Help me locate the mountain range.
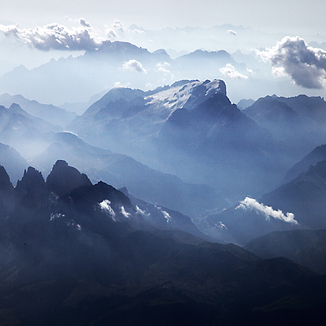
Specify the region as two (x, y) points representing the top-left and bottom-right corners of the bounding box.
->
(1, 161), (326, 325)
(1, 33), (326, 325)
(0, 93), (76, 127)
(0, 41), (250, 105)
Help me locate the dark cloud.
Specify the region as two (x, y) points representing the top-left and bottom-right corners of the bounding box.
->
(0, 23), (101, 51)
(79, 18), (91, 28)
(260, 36), (326, 89)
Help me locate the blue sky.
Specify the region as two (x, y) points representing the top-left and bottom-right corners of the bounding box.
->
(1, 0), (325, 34)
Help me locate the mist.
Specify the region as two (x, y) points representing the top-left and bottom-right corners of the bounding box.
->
(1, 6), (326, 325)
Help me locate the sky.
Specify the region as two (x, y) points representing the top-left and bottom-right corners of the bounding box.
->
(1, 0), (326, 105)
(1, 0), (325, 34)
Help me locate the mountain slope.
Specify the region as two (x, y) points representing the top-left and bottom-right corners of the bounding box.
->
(244, 229), (326, 274)
(284, 144), (326, 182)
(202, 159), (326, 244)
(0, 163), (326, 325)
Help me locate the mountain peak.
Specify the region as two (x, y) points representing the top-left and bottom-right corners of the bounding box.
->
(0, 165), (13, 191)
(46, 160), (92, 197)
(16, 167), (45, 192)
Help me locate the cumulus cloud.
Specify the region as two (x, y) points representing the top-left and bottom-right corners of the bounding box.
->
(258, 36), (326, 89)
(99, 199), (116, 219)
(220, 64), (248, 80)
(236, 197), (298, 224)
(122, 59), (147, 73)
(228, 30), (237, 36)
(0, 23), (102, 51)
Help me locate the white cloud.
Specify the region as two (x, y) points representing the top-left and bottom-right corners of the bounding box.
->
(0, 23), (102, 51)
(99, 199), (116, 220)
(113, 81), (131, 88)
(236, 197), (298, 224)
(120, 206), (131, 218)
(156, 62), (174, 78)
(161, 210), (171, 223)
(135, 205), (151, 218)
(220, 64), (248, 80)
(257, 36), (326, 89)
(122, 59), (147, 73)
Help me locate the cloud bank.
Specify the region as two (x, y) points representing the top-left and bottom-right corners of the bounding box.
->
(259, 36), (326, 89)
(236, 197), (298, 224)
(0, 22), (102, 51)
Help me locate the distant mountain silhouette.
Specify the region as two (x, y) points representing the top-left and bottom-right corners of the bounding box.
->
(0, 103), (60, 157)
(0, 142), (27, 184)
(244, 94), (326, 161)
(0, 93), (76, 127)
(0, 41), (247, 105)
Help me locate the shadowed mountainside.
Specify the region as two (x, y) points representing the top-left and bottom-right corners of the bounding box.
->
(0, 162), (326, 325)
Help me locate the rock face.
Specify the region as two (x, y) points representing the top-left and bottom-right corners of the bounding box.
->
(0, 165), (14, 216)
(46, 160), (92, 197)
(15, 166), (47, 209)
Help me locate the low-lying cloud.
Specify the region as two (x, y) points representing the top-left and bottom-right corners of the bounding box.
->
(122, 59), (147, 73)
(236, 197), (298, 224)
(0, 22), (102, 51)
(258, 36), (326, 89)
(220, 64), (248, 80)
